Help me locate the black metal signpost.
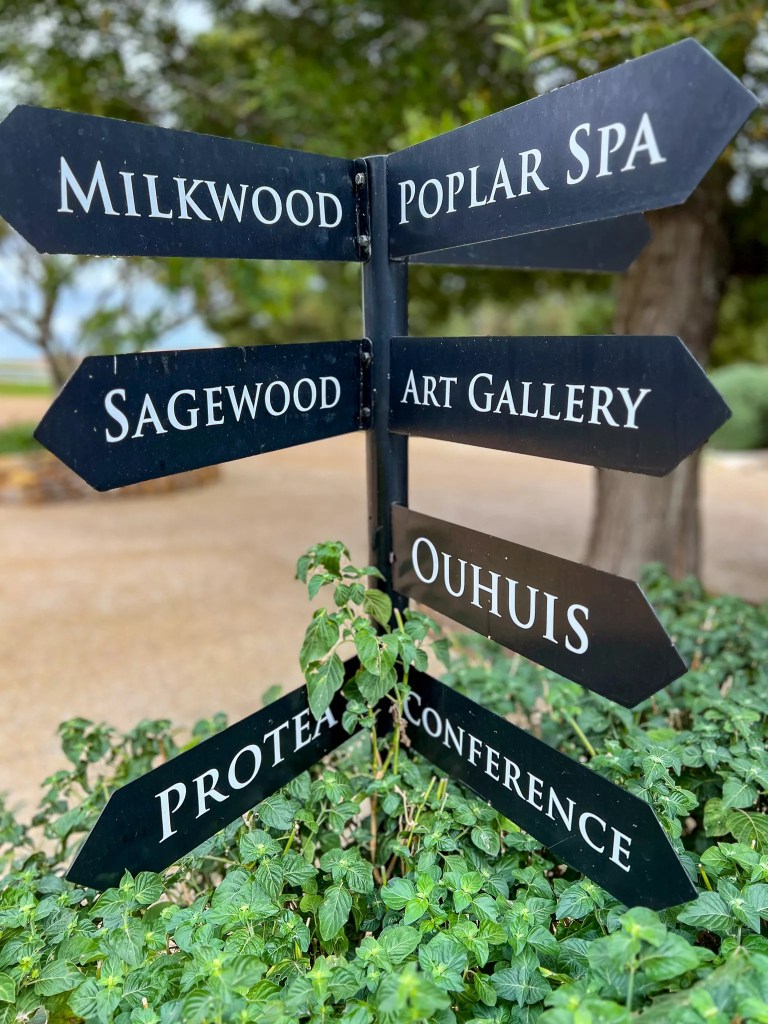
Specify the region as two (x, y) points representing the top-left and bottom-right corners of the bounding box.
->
(0, 106), (363, 261)
(406, 669), (697, 910)
(387, 39), (756, 258)
(1, 38), (756, 908)
(409, 215), (651, 272)
(35, 341), (369, 490)
(389, 334), (730, 475)
(391, 505), (686, 707)
(68, 667), (363, 890)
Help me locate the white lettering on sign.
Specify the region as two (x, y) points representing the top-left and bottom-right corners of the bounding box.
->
(401, 372), (651, 430)
(402, 690), (633, 872)
(411, 536), (590, 655)
(57, 160), (347, 231)
(154, 703), (338, 844)
(396, 113), (665, 227)
(103, 375), (342, 443)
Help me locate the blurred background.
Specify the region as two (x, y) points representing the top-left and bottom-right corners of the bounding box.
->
(0, 0), (766, 813)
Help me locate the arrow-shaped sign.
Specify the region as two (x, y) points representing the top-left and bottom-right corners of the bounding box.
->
(406, 669), (696, 909)
(409, 215), (651, 272)
(387, 39), (757, 258)
(392, 505), (686, 707)
(35, 340), (367, 491)
(67, 675), (361, 890)
(389, 335), (730, 476)
(0, 106), (361, 260)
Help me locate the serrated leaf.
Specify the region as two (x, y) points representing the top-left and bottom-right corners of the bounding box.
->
(381, 877), (415, 910)
(134, 871), (164, 906)
(491, 962), (550, 1006)
(722, 776), (759, 811)
(239, 829), (282, 863)
(307, 652), (345, 718)
(727, 810), (768, 849)
(703, 798), (730, 837)
(0, 974), (14, 1003)
(318, 884), (351, 941)
(403, 895), (429, 925)
(258, 794), (298, 832)
(471, 824), (500, 857)
(35, 959), (81, 997)
(357, 665), (397, 703)
(677, 891), (733, 937)
(300, 611), (339, 671)
(419, 936), (468, 992)
(363, 588), (393, 627)
(379, 925), (421, 964)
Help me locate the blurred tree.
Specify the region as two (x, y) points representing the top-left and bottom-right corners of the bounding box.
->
(0, 0), (199, 384)
(1, 0), (766, 582)
(0, 233), (196, 388)
(495, 0), (767, 578)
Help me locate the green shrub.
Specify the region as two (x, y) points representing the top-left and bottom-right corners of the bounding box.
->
(0, 422), (41, 456)
(0, 554), (767, 1023)
(710, 363), (768, 451)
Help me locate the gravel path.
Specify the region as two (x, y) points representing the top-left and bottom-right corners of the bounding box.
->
(1, 395), (766, 816)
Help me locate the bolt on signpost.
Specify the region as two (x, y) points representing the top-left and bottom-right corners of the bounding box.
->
(0, 39), (757, 906)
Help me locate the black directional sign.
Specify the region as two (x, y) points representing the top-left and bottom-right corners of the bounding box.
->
(389, 335), (730, 476)
(68, 675), (361, 890)
(409, 215), (650, 273)
(35, 340), (367, 491)
(392, 506), (686, 707)
(387, 39), (757, 257)
(0, 106), (360, 260)
(405, 669), (696, 909)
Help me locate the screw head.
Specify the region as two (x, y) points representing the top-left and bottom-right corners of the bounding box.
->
(358, 234), (370, 247)
(355, 172), (366, 185)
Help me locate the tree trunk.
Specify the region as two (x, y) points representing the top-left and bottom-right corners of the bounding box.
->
(586, 169), (729, 579)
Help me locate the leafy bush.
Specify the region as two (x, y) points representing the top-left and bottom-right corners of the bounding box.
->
(1, 554), (767, 1023)
(710, 363), (768, 451)
(0, 422), (40, 456)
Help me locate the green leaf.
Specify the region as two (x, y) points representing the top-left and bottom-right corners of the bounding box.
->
(403, 895), (429, 925)
(35, 960), (81, 996)
(363, 588), (393, 627)
(556, 881), (600, 921)
(0, 974), (15, 1003)
(471, 824), (500, 857)
(134, 871), (164, 906)
(307, 652), (345, 719)
(381, 877), (415, 911)
(379, 925), (421, 964)
(418, 935), (467, 992)
(239, 829), (282, 862)
(727, 810), (768, 849)
(491, 962), (550, 1006)
(258, 794), (298, 832)
(300, 611), (339, 671)
(318, 884), (352, 941)
(703, 797), (731, 837)
(642, 933), (710, 981)
(722, 776), (759, 810)
(308, 572), (332, 599)
(677, 891), (733, 937)
(357, 666), (397, 703)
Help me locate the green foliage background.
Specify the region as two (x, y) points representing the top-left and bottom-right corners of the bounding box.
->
(0, 1), (765, 372)
(2, 558), (768, 1023)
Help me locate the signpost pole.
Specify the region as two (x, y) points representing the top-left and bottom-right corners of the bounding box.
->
(362, 155), (408, 611)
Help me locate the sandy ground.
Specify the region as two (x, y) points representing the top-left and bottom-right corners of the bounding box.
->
(1, 394), (766, 816)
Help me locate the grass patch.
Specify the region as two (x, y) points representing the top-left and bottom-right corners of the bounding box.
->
(0, 381), (53, 397)
(0, 422), (42, 455)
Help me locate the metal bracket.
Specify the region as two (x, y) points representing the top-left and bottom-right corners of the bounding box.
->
(359, 337), (373, 429)
(353, 157), (371, 261)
